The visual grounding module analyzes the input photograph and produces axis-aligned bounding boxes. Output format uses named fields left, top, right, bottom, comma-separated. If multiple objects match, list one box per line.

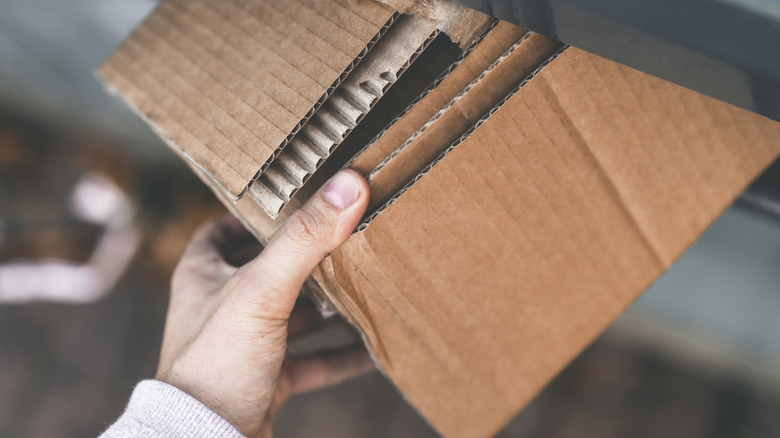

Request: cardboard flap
left=99, top=0, right=396, bottom=197
left=249, top=9, right=496, bottom=218
left=313, top=47, right=780, bottom=438
left=363, top=32, right=563, bottom=212
left=349, top=21, right=528, bottom=175
left=101, top=2, right=780, bottom=436
left=250, top=14, right=441, bottom=217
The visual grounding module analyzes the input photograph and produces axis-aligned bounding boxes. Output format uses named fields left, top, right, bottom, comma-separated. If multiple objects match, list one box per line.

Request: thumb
left=238, top=169, right=369, bottom=316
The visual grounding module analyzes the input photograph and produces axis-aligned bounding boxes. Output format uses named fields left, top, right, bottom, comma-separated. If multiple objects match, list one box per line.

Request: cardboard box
left=99, top=0, right=780, bottom=436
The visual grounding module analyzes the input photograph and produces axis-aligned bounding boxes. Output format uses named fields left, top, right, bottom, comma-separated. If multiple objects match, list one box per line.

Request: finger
left=286, top=345, right=376, bottom=395
left=238, top=170, right=369, bottom=316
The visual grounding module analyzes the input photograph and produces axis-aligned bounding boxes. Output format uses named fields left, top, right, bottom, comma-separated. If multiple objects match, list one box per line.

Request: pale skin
left=156, top=170, right=373, bottom=437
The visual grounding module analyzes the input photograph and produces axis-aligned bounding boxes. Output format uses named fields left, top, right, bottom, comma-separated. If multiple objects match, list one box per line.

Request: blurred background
left=1, top=0, right=780, bottom=436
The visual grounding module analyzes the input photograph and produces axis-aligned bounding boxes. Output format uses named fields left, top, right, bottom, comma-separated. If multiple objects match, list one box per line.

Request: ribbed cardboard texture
left=100, top=1, right=780, bottom=437
left=251, top=14, right=441, bottom=217
left=100, top=0, right=396, bottom=197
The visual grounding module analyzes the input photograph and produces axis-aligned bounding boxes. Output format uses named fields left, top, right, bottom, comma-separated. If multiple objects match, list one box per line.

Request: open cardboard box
left=99, top=0, right=780, bottom=436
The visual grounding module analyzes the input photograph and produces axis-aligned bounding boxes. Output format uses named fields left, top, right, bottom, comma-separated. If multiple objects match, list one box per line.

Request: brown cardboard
left=362, top=31, right=562, bottom=211
left=251, top=9, right=495, bottom=218
left=377, top=0, right=493, bottom=47
left=100, top=2, right=780, bottom=437
left=311, top=47, right=780, bottom=437
left=349, top=21, right=527, bottom=175
left=99, top=0, right=396, bottom=197
left=252, top=14, right=441, bottom=217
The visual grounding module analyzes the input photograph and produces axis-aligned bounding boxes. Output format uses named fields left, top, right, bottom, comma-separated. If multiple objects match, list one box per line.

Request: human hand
left=156, top=170, right=373, bottom=437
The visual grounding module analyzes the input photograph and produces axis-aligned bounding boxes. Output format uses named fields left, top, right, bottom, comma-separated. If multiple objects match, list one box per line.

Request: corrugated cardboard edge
left=307, top=21, right=527, bottom=318
left=97, top=2, right=400, bottom=201
left=366, top=30, right=538, bottom=179
left=102, top=69, right=340, bottom=312
left=240, top=11, right=401, bottom=199
left=251, top=8, right=497, bottom=216
left=360, top=45, right=569, bottom=228
left=316, top=46, right=780, bottom=437
left=252, top=16, right=442, bottom=217
left=309, top=45, right=569, bottom=434
left=343, top=20, right=500, bottom=171
left=309, top=41, right=568, bottom=321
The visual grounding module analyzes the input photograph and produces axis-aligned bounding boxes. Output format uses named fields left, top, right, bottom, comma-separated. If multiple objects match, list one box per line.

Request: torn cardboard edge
left=308, top=43, right=568, bottom=331
left=343, top=19, right=500, bottom=171
left=248, top=10, right=497, bottom=217
left=361, top=32, right=564, bottom=211
left=248, top=32, right=466, bottom=229
left=367, top=30, right=536, bottom=179
left=359, top=45, right=569, bottom=230
left=345, top=21, right=531, bottom=179
left=99, top=0, right=400, bottom=201
left=250, top=14, right=442, bottom=217
left=250, top=22, right=553, bottom=230
left=239, top=10, right=402, bottom=199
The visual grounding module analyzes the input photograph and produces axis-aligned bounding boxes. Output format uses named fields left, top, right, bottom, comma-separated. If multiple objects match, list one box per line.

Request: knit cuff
left=100, top=380, right=245, bottom=438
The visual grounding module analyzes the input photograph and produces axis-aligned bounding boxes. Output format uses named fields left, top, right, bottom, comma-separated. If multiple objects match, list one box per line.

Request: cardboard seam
left=359, top=45, right=569, bottom=230
left=367, top=30, right=534, bottom=180
left=238, top=11, right=401, bottom=198
left=299, top=18, right=499, bottom=340
left=342, top=19, right=499, bottom=169
left=253, top=23, right=442, bottom=217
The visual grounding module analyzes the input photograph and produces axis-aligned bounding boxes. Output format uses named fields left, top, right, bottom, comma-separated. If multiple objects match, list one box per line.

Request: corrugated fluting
left=99, top=0, right=397, bottom=197
left=250, top=15, right=440, bottom=217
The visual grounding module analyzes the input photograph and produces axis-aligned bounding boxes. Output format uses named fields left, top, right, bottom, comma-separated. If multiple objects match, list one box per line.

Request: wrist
left=157, top=371, right=273, bottom=438
left=102, top=380, right=245, bottom=438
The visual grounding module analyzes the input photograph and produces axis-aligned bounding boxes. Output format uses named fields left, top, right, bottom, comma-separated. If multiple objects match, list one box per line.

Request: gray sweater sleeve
left=100, top=380, right=246, bottom=438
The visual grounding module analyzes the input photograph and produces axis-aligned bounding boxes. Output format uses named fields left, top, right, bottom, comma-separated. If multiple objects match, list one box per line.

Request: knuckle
left=285, top=208, right=332, bottom=247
